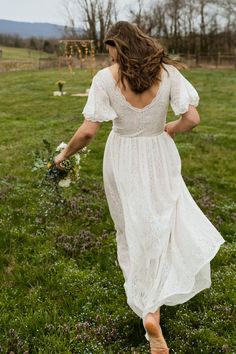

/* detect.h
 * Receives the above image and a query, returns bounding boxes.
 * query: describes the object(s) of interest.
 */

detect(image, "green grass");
[0,46,54,60]
[0,67,235,353]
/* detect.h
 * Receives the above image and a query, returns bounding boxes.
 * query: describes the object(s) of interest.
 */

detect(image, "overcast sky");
[0,0,140,26]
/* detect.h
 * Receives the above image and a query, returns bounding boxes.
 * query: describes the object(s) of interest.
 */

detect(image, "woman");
[54,21,225,354]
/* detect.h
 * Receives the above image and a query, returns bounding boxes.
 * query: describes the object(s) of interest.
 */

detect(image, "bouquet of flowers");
[33,139,90,188]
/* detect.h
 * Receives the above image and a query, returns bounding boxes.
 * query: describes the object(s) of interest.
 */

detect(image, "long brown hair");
[104,21,184,93]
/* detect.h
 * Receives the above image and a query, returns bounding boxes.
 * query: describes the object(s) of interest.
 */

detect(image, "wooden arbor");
[59,39,96,72]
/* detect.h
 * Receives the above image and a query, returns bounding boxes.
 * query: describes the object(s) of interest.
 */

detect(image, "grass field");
[0,67,235,354]
[0,46,54,60]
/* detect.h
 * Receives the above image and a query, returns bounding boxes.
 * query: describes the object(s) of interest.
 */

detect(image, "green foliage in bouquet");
[32,139,89,189]
[32,139,90,227]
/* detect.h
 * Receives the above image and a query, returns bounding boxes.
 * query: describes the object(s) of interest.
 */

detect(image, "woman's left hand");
[54,150,67,169]
[164,122,176,139]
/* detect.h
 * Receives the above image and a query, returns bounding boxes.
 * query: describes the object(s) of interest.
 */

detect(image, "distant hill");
[0,19,83,39]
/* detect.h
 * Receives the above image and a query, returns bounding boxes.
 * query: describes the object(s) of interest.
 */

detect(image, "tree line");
[0,34,58,54]
[1,0,235,56]
[65,0,236,55]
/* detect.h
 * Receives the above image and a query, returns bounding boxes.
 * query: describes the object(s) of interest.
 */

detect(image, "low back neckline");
[106,66,165,112]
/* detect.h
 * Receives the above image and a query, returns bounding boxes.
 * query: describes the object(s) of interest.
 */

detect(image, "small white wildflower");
[75,153,81,164]
[58,178,71,187]
[56,142,67,152]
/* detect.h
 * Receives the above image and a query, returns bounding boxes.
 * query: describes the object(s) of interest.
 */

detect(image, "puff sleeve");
[82,72,118,122]
[169,65,200,116]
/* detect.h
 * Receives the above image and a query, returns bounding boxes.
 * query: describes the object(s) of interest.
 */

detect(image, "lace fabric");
[82,63,200,126]
[168,65,200,115]
[82,73,118,122]
[82,64,225,341]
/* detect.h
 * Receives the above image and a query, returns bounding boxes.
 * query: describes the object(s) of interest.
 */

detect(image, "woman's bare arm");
[54,119,101,167]
[165,105,200,138]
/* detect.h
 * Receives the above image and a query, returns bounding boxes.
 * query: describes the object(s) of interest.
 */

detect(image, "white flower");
[75,153,81,164]
[56,142,67,152]
[58,178,71,187]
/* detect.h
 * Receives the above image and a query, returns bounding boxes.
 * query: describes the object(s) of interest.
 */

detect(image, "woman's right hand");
[54,150,68,170]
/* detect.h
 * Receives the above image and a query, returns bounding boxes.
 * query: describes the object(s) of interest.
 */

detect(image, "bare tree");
[152,2,169,38]
[165,0,184,52]
[62,0,236,55]
[61,0,81,38]
[62,0,115,52]
[182,0,198,54]
[98,0,113,52]
[196,0,218,53]
[219,0,236,53]
[76,0,98,44]
[199,0,207,52]
[113,1,119,23]
[129,0,144,28]
[129,0,168,37]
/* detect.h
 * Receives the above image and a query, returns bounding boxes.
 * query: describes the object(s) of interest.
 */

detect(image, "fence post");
[195,53,199,67]
[216,52,221,68]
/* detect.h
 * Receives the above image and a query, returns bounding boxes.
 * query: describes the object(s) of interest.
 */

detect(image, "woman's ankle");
[154,308,160,323]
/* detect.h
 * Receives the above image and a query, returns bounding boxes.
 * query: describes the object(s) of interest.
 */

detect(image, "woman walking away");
[54,21,225,353]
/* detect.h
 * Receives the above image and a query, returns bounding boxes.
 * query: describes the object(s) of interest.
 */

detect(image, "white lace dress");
[82,63,225,341]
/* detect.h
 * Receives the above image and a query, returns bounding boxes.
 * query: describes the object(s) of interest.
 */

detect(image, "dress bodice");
[102,67,171,137]
[82,63,199,137]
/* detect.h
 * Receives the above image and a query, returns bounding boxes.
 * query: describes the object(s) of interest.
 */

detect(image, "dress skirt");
[102,129,225,341]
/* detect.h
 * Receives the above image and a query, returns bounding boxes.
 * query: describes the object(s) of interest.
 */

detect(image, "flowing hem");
[140,238,225,341]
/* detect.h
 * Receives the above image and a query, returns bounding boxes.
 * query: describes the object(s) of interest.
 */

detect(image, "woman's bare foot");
[143,313,169,354]
[154,308,160,324]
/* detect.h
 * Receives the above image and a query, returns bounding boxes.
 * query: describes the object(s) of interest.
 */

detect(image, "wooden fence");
[178,53,236,69]
[0,54,109,72]
[0,58,59,72]
[0,53,235,72]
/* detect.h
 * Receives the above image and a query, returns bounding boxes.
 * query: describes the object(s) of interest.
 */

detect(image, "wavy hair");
[104,21,184,93]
